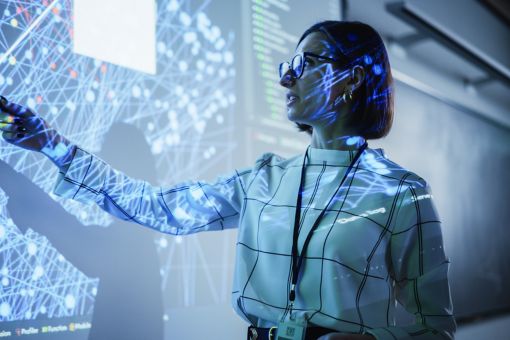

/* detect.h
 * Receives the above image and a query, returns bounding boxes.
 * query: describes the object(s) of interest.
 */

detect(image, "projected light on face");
[280,24,394,153]
[280,32,354,130]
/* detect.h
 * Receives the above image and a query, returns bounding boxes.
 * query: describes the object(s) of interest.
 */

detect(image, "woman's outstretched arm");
[1,97,254,235]
[53,145,252,234]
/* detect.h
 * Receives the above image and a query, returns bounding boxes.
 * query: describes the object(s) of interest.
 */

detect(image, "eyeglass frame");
[278,51,349,79]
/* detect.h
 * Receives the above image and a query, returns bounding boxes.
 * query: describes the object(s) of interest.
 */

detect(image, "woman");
[0,21,455,340]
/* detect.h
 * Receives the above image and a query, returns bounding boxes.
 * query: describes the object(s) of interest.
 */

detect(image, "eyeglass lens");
[291,54,304,78]
[279,62,289,78]
[279,54,304,79]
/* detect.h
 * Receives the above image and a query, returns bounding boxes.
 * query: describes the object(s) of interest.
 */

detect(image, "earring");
[342,88,353,102]
[334,89,353,107]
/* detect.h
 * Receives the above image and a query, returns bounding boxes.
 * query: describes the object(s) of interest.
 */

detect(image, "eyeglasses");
[279,52,343,79]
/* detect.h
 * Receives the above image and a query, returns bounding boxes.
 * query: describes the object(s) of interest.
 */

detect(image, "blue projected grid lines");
[0,0,237,326]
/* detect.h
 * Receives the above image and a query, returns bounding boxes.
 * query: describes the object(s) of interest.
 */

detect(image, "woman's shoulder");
[363,148,429,191]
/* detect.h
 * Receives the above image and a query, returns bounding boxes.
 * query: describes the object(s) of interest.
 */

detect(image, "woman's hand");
[317,333,376,340]
[0,96,76,169]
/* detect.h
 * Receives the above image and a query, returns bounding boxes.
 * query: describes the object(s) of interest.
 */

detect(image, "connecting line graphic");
[0,0,60,64]
[0,0,238,320]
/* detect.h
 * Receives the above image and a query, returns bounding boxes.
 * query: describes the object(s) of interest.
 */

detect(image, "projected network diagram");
[0,187,98,323]
[0,0,236,331]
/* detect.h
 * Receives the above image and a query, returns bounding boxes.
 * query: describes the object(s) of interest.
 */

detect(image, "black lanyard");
[288,142,368,308]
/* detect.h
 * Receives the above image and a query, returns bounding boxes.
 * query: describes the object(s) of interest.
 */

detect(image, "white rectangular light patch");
[73,0,157,75]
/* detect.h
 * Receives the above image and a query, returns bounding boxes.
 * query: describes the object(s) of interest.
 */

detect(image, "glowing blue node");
[157,42,166,53]
[132,85,142,98]
[27,242,37,256]
[26,97,35,108]
[85,90,95,102]
[184,32,197,44]
[65,294,76,309]
[346,136,362,145]
[0,303,11,317]
[372,64,382,75]
[179,12,191,26]
[65,100,76,112]
[179,61,188,72]
[167,0,179,12]
[32,265,45,280]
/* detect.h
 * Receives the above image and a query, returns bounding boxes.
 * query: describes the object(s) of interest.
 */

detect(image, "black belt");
[247,325,334,340]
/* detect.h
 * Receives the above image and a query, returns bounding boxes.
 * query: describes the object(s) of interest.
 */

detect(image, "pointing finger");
[1,130,26,142]
[0,96,32,118]
[0,122,24,133]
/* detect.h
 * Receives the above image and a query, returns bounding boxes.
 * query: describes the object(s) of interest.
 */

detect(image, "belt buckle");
[269,326,277,340]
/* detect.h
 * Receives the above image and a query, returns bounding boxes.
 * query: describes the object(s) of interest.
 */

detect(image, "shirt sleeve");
[52,146,255,235]
[365,181,456,340]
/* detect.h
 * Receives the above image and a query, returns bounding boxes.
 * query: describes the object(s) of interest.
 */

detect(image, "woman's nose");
[279,69,296,88]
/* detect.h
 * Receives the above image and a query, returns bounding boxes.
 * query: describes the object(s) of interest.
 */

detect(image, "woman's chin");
[286,106,301,122]
[286,107,310,125]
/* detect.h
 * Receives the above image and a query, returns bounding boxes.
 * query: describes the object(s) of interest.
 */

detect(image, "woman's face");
[279,31,352,128]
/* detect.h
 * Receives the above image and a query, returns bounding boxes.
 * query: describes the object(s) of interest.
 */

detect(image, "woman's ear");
[349,65,365,91]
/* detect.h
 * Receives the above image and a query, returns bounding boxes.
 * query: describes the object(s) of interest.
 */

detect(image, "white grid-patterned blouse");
[53,145,456,339]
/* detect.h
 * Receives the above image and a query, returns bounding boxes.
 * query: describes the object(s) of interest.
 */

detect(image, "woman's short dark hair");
[295,21,394,140]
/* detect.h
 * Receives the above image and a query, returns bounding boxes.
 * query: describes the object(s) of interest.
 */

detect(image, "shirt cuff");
[53,147,106,205]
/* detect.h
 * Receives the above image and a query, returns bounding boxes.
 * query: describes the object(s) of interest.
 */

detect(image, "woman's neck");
[310,128,365,151]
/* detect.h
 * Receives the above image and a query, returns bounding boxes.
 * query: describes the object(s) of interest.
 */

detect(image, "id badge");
[276,316,307,340]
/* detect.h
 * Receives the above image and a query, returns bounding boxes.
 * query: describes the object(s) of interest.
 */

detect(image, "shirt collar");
[307,136,368,166]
